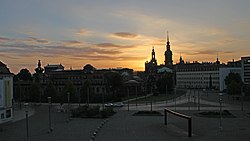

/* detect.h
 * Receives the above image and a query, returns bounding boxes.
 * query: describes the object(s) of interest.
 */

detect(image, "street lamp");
[47,97,53,133]
[24,103,29,141]
[219,93,223,131]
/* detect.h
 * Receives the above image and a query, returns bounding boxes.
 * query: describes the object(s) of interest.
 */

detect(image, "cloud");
[95,43,135,49]
[62,40,83,46]
[76,28,92,36]
[28,37,49,44]
[113,32,138,39]
[0,37,11,42]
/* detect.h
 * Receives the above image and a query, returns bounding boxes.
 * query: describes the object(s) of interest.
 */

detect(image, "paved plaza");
[0,91,250,141]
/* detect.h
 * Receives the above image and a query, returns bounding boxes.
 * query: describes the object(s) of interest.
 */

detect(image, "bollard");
[188,118,192,137]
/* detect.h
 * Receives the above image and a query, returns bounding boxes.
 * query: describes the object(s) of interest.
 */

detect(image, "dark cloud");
[29,37,49,44]
[62,40,83,46]
[0,37,11,42]
[113,32,138,38]
[95,43,134,48]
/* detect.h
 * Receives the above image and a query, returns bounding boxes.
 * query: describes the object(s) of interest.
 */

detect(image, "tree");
[227,80,241,95]
[62,81,77,103]
[16,68,32,81]
[45,81,58,102]
[29,82,40,102]
[225,73,242,86]
[225,73,243,95]
[104,71,122,97]
[156,73,174,94]
[80,80,91,105]
[245,84,250,96]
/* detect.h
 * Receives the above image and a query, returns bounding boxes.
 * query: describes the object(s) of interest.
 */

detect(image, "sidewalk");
[12,105,35,123]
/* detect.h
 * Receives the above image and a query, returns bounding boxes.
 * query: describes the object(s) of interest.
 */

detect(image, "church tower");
[164,32,173,66]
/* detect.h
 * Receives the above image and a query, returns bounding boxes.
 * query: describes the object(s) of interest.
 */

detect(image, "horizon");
[1,0,250,74]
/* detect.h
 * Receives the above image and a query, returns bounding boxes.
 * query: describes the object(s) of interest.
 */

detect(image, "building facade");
[0,61,14,124]
[241,56,250,84]
[176,62,220,89]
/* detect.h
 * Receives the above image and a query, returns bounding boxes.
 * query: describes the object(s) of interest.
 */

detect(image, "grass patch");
[133,111,163,116]
[195,110,235,118]
[71,105,116,118]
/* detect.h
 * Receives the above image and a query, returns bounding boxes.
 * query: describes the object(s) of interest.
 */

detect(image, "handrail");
[164,108,192,137]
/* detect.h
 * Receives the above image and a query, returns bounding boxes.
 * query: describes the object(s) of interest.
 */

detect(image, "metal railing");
[164,108,192,137]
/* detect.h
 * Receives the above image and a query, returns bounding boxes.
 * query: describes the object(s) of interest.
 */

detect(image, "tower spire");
[167,31,169,43]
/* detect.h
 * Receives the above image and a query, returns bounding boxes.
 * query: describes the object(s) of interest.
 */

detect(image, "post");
[78,91,81,107]
[87,88,90,106]
[102,92,105,110]
[24,103,29,141]
[127,88,130,111]
[164,109,167,125]
[219,93,223,131]
[67,92,71,122]
[47,97,53,133]
[135,86,138,107]
[188,88,190,111]
[174,87,176,111]
[241,86,244,111]
[188,118,192,137]
[166,84,168,104]
[198,89,200,111]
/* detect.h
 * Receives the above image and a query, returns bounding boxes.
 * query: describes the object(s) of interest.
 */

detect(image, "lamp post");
[135,85,138,107]
[188,87,190,111]
[166,84,168,104]
[47,97,53,133]
[102,92,105,110]
[127,88,130,111]
[24,103,29,141]
[67,92,71,122]
[174,87,176,111]
[219,93,223,131]
[241,85,244,111]
[198,88,200,111]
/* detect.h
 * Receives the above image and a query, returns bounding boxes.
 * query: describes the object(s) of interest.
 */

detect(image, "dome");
[157,67,172,73]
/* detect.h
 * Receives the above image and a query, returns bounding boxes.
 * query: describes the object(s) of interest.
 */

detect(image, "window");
[1,113,4,119]
[6,110,11,118]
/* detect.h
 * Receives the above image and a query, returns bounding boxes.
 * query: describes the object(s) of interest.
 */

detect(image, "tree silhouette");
[62,81,77,103]
[16,68,32,81]
[104,71,122,97]
[45,81,58,102]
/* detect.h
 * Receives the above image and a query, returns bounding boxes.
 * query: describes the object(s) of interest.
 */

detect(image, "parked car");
[104,103,113,107]
[113,102,124,107]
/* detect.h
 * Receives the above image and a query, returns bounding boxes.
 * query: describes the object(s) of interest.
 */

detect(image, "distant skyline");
[1,0,250,73]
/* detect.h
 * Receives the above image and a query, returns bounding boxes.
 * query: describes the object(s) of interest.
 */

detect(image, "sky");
[0,0,250,74]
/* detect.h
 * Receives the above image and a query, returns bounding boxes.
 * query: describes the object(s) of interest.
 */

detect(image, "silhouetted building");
[44,64,64,73]
[164,32,173,66]
[0,61,14,124]
[145,47,158,74]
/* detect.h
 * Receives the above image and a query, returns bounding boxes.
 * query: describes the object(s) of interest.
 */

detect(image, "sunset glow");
[1,0,250,73]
